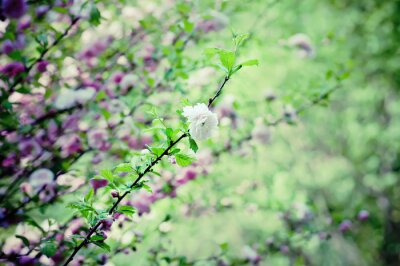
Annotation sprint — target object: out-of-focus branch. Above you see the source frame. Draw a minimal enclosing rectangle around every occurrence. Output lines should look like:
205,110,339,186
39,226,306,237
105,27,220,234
9,17,80,94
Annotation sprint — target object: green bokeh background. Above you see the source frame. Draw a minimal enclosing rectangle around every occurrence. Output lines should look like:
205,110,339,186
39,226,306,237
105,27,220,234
106,0,400,265
3,0,399,265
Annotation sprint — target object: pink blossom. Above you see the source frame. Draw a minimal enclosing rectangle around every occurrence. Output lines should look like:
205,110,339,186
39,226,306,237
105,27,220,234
90,179,108,194
2,153,16,167
1,62,25,77
19,139,41,158
280,245,289,254
358,210,369,221
112,72,124,84
59,134,83,157
35,5,49,18
339,219,352,232
88,129,111,151
2,0,27,19
2,40,14,54
36,60,49,73
17,16,31,31
99,218,113,231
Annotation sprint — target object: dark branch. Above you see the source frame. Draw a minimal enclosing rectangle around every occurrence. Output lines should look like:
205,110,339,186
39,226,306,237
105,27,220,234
62,76,231,266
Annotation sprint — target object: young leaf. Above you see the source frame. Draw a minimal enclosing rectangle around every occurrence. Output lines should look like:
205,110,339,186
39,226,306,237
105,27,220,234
41,241,57,258
218,50,235,72
149,146,165,157
169,148,180,155
84,189,94,203
234,33,250,48
70,234,85,240
89,5,101,26
164,127,174,141
204,47,220,57
239,59,259,67
91,235,105,242
25,216,45,234
175,153,195,167
119,205,136,217
114,163,133,173
100,169,114,182
142,183,152,193
92,241,111,252
219,242,229,253
16,235,30,247
67,201,97,214
189,138,198,153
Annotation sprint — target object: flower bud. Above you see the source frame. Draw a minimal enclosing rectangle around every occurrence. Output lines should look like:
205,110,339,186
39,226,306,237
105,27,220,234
111,190,119,198
280,245,289,254
358,210,369,221
20,182,31,194
36,60,49,73
339,219,352,232
100,218,113,231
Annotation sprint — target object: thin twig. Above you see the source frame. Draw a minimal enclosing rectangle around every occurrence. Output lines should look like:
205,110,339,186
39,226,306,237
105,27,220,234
62,76,231,266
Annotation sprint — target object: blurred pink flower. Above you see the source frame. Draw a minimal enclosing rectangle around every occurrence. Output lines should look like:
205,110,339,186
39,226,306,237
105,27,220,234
90,179,108,194
1,62,25,77
88,129,111,151
2,0,27,19
58,134,83,157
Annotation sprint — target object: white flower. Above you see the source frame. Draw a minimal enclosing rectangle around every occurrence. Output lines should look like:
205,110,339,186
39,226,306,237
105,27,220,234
29,168,54,190
120,74,137,92
287,33,315,58
159,221,173,233
54,90,76,110
54,88,96,110
183,103,218,141
74,88,96,104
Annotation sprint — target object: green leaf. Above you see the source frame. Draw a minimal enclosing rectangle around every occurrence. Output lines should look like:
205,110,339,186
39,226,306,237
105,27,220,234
230,65,242,75
96,90,106,101
239,59,259,67
16,235,30,247
70,234,85,240
326,70,333,80
67,201,97,214
189,138,198,153
182,20,194,33
91,235,105,242
177,2,191,14
219,242,229,252
53,7,68,14
92,241,111,252
16,87,30,94
142,184,152,193
100,169,114,182
114,163,133,173
89,5,101,26
164,127,174,140
149,146,165,157
119,205,136,217
169,148,180,155
41,241,57,258
218,50,236,72
175,153,195,167
84,189,94,203
233,33,250,48
204,48,220,57
25,216,45,234
100,108,111,120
